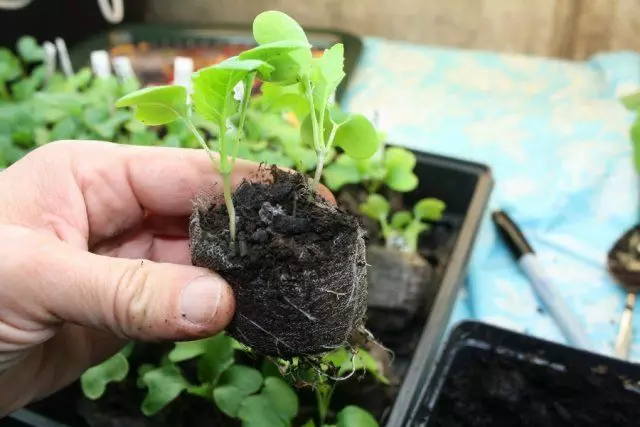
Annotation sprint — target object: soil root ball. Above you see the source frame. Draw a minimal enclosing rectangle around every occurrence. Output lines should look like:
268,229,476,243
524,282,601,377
189,167,369,357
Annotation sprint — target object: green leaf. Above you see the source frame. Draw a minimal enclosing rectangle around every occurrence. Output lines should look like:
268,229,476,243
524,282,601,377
115,85,187,126
332,114,380,159
261,359,283,379
302,420,316,427
260,54,302,85
163,134,183,148
197,333,236,385
80,344,132,400
359,194,390,221
192,59,271,125
50,116,80,140
213,365,263,417
139,364,189,416
168,338,209,363
239,40,310,65
238,395,289,427
385,168,418,192
622,91,640,111
337,406,379,427
67,68,93,91
82,106,110,127
237,377,298,427
413,198,446,222
34,92,87,120
215,57,274,78
253,11,309,45
12,65,46,101
128,129,157,146
252,10,312,74
384,147,416,170
391,211,413,229
322,155,361,191
219,365,263,395
10,110,35,147
631,116,640,174
329,104,350,125
121,77,142,95
17,36,45,63
213,386,247,419
94,111,132,140
261,376,298,420
0,48,22,82
311,44,345,109
34,127,50,146
261,82,308,118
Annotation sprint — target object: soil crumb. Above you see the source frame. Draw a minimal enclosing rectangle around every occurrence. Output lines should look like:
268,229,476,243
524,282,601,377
189,166,368,357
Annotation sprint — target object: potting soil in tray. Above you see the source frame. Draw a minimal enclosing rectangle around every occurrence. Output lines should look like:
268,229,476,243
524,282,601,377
424,343,640,427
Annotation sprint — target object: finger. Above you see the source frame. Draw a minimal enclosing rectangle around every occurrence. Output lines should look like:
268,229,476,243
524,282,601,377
0,225,235,343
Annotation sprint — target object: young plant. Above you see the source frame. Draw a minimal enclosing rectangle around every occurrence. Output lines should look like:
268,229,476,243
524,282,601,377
115,35,313,244
80,332,382,427
360,194,446,253
323,145,419,193
248,11,381,192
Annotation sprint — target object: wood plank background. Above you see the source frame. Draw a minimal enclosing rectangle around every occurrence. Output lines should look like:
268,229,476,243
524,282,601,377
146,0,640,60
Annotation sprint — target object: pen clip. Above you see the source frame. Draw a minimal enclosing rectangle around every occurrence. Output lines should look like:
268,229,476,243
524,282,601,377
492,210,534,259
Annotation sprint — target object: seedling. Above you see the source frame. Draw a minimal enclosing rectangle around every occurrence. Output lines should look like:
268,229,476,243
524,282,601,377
80,332,382,427
115,10,379,242
323,145,419,193
248,11,381,192
360,194,446,253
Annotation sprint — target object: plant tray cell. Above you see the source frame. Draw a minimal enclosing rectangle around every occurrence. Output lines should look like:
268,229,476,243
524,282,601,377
408,320,640,427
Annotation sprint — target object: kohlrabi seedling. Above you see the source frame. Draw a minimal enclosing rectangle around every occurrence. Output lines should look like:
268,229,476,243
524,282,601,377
360,194,446,253
324,145,419,193
249,11,380,192
115,32,314,244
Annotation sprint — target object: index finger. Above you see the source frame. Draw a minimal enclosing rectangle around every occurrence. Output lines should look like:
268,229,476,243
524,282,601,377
116,144,336,215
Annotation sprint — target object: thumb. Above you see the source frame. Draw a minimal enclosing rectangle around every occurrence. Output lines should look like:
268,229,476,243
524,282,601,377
0,226,235,342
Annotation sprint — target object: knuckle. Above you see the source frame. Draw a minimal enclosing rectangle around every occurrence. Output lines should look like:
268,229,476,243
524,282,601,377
110,259,155,338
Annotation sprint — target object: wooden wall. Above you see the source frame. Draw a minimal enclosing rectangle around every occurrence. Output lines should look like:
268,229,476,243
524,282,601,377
146,0,640,60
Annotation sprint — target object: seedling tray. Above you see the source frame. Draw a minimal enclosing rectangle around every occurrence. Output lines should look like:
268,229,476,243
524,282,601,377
7,148,493,427
66,23,363,103
408,320,640,427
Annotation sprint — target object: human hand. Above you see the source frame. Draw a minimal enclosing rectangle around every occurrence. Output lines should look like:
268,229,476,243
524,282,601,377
0,140,270,416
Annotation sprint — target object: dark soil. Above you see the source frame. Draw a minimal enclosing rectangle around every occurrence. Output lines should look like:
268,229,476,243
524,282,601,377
426,347,640,426
607,224,640,293
189,167,368,357
366,245,432,333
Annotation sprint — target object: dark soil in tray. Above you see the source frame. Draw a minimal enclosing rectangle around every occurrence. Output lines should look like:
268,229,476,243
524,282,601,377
427,347,640,427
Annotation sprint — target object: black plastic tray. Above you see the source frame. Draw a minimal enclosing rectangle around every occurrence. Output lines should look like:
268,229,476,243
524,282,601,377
408,320,640,426
6,148,493,427
66,23,363,103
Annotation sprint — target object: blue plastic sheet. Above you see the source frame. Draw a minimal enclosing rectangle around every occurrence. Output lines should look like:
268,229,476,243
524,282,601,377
342,37,640,360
